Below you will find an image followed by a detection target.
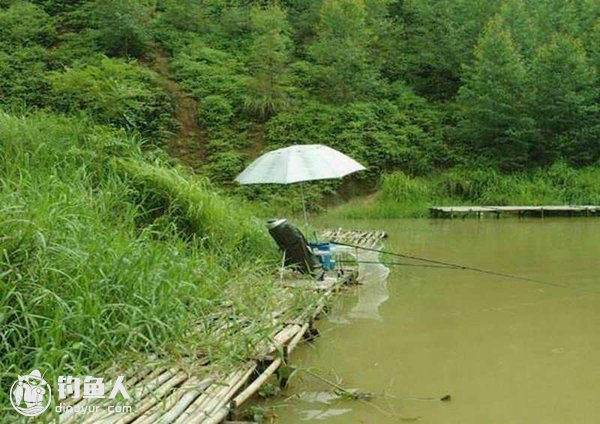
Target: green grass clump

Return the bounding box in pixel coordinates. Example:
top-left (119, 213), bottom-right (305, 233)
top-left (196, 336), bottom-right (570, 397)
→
top-left (0, 111), bottom-right (281, 417)
top-left (116, 158), bottom-right (274, 261)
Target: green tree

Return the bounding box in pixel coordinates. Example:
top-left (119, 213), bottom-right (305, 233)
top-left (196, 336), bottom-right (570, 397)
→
top-left (531, 0), bottom-right (600, 43)
top-left (590, 18), bottom-right (600, 73)
top-left (308, 0), bottom-right (380, 104)
top-left (157, 0), bottom-right (211, 33)
top-left (244, 5), bottom-right (292, 119)
top-left (87, 0), bottom-right (153, 58)
top-left (529, 34), bottom-right (599, 165)
top-left (498, 0), bottom-right (538, 58)
top-left (399, 0), bottom-right (500, 100)
top-left (456, 17), bottom-right (533, 171)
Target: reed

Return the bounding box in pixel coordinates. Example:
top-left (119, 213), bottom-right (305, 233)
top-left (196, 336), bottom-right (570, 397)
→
top-left (0, 111), bottom-right (282, 418)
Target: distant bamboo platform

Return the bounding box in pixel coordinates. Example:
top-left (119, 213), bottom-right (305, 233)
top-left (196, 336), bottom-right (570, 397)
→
top-left (56, 229), bottom-right (386, 424)
top-left (430, 205), bottom-right (600, 219)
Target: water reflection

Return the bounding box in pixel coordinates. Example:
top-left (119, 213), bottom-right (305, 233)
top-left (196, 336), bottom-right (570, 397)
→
top-left (350, 249), bottom-right (390, 321)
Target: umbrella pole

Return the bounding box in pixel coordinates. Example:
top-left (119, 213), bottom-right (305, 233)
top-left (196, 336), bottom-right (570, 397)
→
top-left (300, 183), bottom-right (308, 229)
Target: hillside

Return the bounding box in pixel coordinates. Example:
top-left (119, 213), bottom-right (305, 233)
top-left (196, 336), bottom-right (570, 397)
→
top-left (2, 1), bottom-right (598, 205)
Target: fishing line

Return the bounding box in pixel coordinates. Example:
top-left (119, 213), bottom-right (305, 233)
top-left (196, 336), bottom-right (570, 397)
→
top-left (331, 240), bottom-right (580, 292)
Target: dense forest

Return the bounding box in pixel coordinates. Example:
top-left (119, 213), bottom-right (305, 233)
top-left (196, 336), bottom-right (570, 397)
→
top-left (1, 0), bottom-right (599, 201)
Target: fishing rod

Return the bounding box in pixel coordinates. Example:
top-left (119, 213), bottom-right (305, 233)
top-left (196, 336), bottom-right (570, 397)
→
top-left (331, 240), bottom-right (572, 291)
top-left (338, 259), bottom-right (457, 270)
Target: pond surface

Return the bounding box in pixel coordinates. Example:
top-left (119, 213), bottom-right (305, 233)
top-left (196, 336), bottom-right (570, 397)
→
top-left (260, 218), bottom-right (600, 424)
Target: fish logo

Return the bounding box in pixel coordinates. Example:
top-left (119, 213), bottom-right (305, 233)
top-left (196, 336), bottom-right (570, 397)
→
top-left (10, 369), bottom-right (52, 417)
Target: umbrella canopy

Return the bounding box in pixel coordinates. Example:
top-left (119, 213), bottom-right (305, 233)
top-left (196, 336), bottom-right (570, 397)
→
top-left (235, 144), bottom-right (366, 185)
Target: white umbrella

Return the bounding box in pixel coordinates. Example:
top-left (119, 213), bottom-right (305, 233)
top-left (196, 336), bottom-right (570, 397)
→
top-left (235, 144), bottom-right (366, 226)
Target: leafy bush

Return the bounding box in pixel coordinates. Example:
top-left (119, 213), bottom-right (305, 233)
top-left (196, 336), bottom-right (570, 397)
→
top-left (0, 45), bottom-right (49, 107)
top-left (171, 45), bottom-right (246, 108)
top-left (47, 57), bottom-right (174, 140)
top-left (198, 95), bottom-right (234, 128)
top-left (85, 0), bottom-right (153, 58)
top-left (243, 5), bottom-right (292, 120)
top-left (0, 2), bottom-right (55, 47)
top-left (201, 151), bottom-right (246, 183)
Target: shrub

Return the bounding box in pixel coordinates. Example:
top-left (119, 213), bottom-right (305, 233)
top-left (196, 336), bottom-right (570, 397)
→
top-left (0, 2), bottom-right (55, 47)
top-left (85, 0), bottom-right (152, 58)
top-left (201, 151), bottom-right (246, 183)
top-left (171, 45), bottom-right (246, 107)
top-left (198, 95), bottom-right (234, 128)
top-left (0, 45), bottom-right (49, 107)
top-left (47, 57), bottom-right (174, 140)
top-left (381, 172), bottom-right (431, 203)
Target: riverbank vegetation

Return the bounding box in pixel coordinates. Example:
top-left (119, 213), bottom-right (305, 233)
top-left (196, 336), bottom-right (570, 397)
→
top-left (330, 164), bottom-right (600, 218)
top-left (0, 112), bottom-right (316, 417)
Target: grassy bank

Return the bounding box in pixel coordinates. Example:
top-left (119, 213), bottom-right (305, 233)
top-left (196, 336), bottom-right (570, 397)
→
top-left (0, 111), bottom-right (310, 417)
top-left (328, 164), bottom-right (600, 219)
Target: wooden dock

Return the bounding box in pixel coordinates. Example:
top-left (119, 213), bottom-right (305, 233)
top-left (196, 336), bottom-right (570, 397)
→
top-left (55, 229), bottom-right (386, 424)
top-left (430, 205), bottom-right (600, 219)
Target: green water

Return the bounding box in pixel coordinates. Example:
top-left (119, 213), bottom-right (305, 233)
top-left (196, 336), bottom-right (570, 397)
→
top-left (260, 218), bottom-right (600, 424)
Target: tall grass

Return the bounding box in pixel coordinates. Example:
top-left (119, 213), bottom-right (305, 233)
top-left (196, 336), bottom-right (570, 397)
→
top-left (0, 111), bottom-right (282, 417)
top-left (329, 164), bottom-right (600, 219)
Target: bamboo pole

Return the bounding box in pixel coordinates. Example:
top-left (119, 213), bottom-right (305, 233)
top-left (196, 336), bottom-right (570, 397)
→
top-left (256, 324), bottom-right (301, 358)
top-left (113, 372), bottom-right (189, 424)
top-left (194, 364), bottom-right (256, 421)
top-left (175, 377), bottom-right (236, 423)
top-left (74, 368), bottom-right (174, 424)
top-left (231, 358), bottom-right (282, 409)
top-left (201, 406), bottom-right (229, 424)
top-left (135, 377), bottom-right (213, 424)
top-left (172, 367), bottom-right (250, 424)
top-left (286, 323), bottom-right (310, 356)
top-left (60, 366), bottom-right (157, 424)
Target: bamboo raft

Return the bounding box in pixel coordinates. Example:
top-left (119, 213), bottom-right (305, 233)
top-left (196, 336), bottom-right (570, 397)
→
top-left (430, 205), bottom-right (600, 219)
top-left (55, 229), bottom-right (386, 424)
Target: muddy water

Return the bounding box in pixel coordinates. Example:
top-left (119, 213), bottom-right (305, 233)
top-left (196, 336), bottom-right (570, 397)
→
top-left (261, 218), bottom-right (600, 424)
